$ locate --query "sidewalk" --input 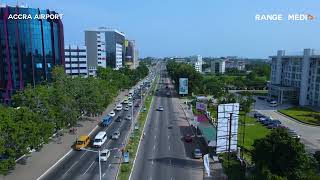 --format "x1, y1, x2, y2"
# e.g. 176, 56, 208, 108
1, 90, 128, 180
179, 99, 227, 180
